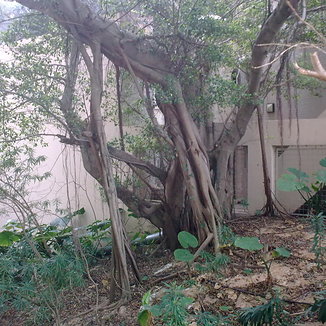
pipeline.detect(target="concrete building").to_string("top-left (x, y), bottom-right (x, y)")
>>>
top-left (234, 50), bottom-right (326, 215)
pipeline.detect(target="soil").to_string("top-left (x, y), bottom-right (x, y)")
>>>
top-left (0, 215), bottom-right (325, 326)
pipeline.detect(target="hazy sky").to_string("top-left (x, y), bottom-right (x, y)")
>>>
top-left (0, 1), bottom-right (18, 9)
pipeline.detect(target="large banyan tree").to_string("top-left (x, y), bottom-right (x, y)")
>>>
top-left (3, 0), bottom-right (309, 298)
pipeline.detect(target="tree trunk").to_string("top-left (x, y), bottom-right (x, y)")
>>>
top-left (16, 0), bottom-right (301, 253)
top-left (80, 43), bottom-right (133, 300)
top-left (257, 106), bottom-right (275, 216)
top-left (158, 81), bottom-right (222, 252)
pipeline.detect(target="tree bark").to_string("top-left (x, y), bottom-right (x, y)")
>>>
top-left (15, 0), bottom-right (300, 251)
top-left (257, 106), bottom-right (275, 216)
top-left (80, 42), bottom-right (132, 299)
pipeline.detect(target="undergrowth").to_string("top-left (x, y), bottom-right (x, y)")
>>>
top-left (0, 213), bottom-right (112, 325)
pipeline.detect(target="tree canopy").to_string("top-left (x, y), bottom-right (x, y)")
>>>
top-left (1, 0), bottom-right (324, 298)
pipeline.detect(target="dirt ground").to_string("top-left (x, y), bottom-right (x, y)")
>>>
top-left (1, 215), bottom-right (325, 326)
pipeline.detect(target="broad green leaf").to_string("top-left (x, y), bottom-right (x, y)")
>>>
top-left (178, 231), bottom-right (198, 249)
top-left (287, 167), bottom-right (309, 180)
top-left (272, 247), bottom-right (291, 258)
top-left (276, 174), bottom-right (305, 192)
top-left (316, 170), bottom-right (326, 183)
top-left (220, 305), bottom-right (232, 311)
top-left (0, 230), bottom-right (20, 247)
top-left (320, 158), bottom-right (326, 167)
top-left (234, 236), bottom-right (263, 251)
top-left (174, 248), bottom-right (194, 262)
top-left (138, 310), bottom-right (152, 326)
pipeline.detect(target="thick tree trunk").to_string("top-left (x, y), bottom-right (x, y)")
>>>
top-left (158, 81), bottom-right (222, 252)
top-left (16, 0), bottom-right (300, 254)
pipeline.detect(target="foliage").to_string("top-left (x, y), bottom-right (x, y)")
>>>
top-left (138, 290), bottom-right (153, 326)
top-left (277, 161), bottom-right (326, 265)
top-left (272, 247), bottom-right (291, 259)
top-left (142, 283), bottom-right (194, 326)
top-left (308, 291), bottom-right (326, 323)
top-left (196, 311), bottom-right (230, 326)
top-left (0, 239), bottom-right (86, 324)
top-left (310, 213), bottom-right (325, 266)
top-left (239, 296), bottom-right (293, 326)
top-left (178, 231), bottom-right (199, 249)
top-left (277, 158), bottom-right (326, 214)
top-left (234, 237), bottom-right (264, 251)
top-left (174, 231), bottom-right (199, 263)
top-left (0, 212), bottom-right (114, 324)
top-left (234, 236), bottom-right (291, 287)
top-left (196, 251), bottom-right (230, 274)
top-left (220, 224), bottom-right (236, 246)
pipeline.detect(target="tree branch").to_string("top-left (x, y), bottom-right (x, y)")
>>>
top-left (213, 0), bottom-right (301, 150)
top-left (14, 0), bottom-right (173, 86)
top-left (107, 145), bottom-right (166, 183)
top-left (294, 52), bottom-right (326, 82)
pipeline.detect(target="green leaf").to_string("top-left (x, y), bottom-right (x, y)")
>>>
top-left (316, 170), bottom-right (326, 183)
top-left (272, 247), bottom-right (291, 258)
top-left (276, 174), bottom-right (306, 192)
top-left (179, 296), bottom-right (194, 306)
top-left (0, 230), bottom-right (20, 247)
top-left (149, 304), bottom-right (162, 317)
top-left (287, 167), bottom-right (309, 180)
top-left (319, 158), bottom-right (326, 167)
top-left (174, 249), bottom-right (194, 262)
top-left (219, 305), bottom-right (232, 311)
top-left (234, 237), bottom-right (263, 251)
top-left (178, 231), bottom-right (198, 249)
top-left (310, 298), bottom-right (326, 323)
top-left (141, 291), bottom-right (151, 306)
top-left (317, 299), bottom-right (326, 323)
top-left (138, 310), bottom-right (152, 326)
top-left (243, 268), bottom-right (253, 275)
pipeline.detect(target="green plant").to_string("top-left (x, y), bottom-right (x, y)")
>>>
top-left (138, 290), bottom-right (153, 326)
top-left (277, 159), bottom-right (326, 214)
top-left (220, 224), bottom-right (236, 247)
top-left (146, 283), bottom-right (194, 326)
top-left (0, 212), bottom-right (116, 324)
top-left (234, 237), bottom-right (264, 251)
top-left (196, 311), bottom-right (224, 326)
top-left (0, 241), bottom-right (86, 324)
top-left (310, 212), bottom-right (325, 266)
top-left (234, 236), bottom-right (291, 287)
top-left (239, 296), bottom-right (293, 326)
top-left (173, 231), bottom-right (198, 263)
top-left (308, 291), bottom-right (326, 323)
top-left (277, 160), bottom-right (326, 266)
top-left (196, 251), bottom-right (230, 274)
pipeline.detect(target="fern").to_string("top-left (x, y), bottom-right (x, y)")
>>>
top-left (239, 297), bottom-right (293, 326)
top-left (149, 283), bottom-right (193, 326)
top-left (197, 251), bottom-right (230, 273)
top-left (196, 311), bottom-right (224, 326)
top-left (308, 291), bottom-right (326, 323)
